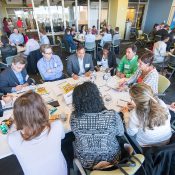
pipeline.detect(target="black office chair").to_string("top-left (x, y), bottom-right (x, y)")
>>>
top-left (26, 49), bottom-right (42, 74)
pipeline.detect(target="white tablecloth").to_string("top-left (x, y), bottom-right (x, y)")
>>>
top-left (0, 72), bottom-right (130, 159)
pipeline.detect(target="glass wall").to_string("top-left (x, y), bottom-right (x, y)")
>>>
top-left (5, 0), bottom-right (109, 44)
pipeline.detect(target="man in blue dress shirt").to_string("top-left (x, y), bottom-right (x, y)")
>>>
top-left (37, 44), bottom-right (64, 81)
top-left (9, 28), bottom-right (24, 46)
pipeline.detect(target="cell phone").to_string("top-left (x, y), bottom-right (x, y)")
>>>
top-left (48, 100), bottom-right (60, 107)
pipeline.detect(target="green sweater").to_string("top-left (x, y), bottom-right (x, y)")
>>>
top-left (117, 55), bottom-right (138, 78)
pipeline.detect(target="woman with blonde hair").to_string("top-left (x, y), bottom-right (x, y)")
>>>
top-left (8, 91), bottom-right (67, 175)
top-left (126, 83), bottom-right (172, 147)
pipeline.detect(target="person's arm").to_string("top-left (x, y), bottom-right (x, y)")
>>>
top-left (117, 56), bottom-right (125, 73)
top-left (126, 58), bottom-right (138, 78)
top-left (126, 110), bottom-right (139, 136)
top-left (23, 42), bottom-right (30, 56)
top-left (111, 52), bottom-right (117, 69)
top-left (19, 34), bottom-right (24, 44)
top-left (0, 73), bottom-right (13, 93)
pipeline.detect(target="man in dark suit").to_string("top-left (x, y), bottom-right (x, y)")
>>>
top-left (67, 45), bottom-right (94, 79)
top-left (0, 55), bottom-right (34, 94)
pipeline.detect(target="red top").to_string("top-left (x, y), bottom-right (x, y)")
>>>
top-left (16, 20), bottom-right (23, 28)
top-left (137, 75), bottom-right (143, 83)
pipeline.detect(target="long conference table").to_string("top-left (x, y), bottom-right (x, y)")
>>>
top-left (0, 71), bottom-right (130, 161)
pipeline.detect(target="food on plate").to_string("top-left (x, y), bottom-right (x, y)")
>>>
top-left (62, 83), bottom-right (75, 94)
top-left (36, 87), bottom-right (48, 95)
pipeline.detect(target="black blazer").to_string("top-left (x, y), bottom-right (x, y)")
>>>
top-left (0, 67), bottom-right (32, 93)
top-left (96, 51), bottom-right (117, 75)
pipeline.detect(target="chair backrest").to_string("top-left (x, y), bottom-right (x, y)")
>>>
top-left (6, 55), bottom-right (17, 66)
top-left (62, 36), bottom-right (71, 53)
top-left (112, 39), bottom-right (120, 46)
top-left (155, 35), bottom-right (161, 42)
top-left (158, 74), bottom-right (170, 94)
top-left (85, 42), bottom-right (96, 50)
top-left (168, 54), bottom-right (175, 65)
top-left (26, 49), bottom-right (42, 74)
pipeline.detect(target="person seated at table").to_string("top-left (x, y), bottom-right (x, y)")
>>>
top-left (96, 43), bottom-right (116, 75)
top-left (8, 91), bottom-right (67, 175)
top-left (64, 28), bottom-right (77, 51)
top-left (85, 28), bottom-right (95, 43)
top-left (153, 34), bottom-right (170, 63)
top-left (92, 25), bottom-right (98, 35)
top-left (0, 55), bottom-right (34, 94)
top-left (113, 27), bottom-right (121, 41)
top-left (37, 44), bottom-right (64, 81)
top-left (67, 44), bottom-right (94, 79)
top-left (71, 81), bottom-right (124, 169)
top-left (79, 25), bottom-right (86, 35)
top-left (0, 94), bottom-right (13, 117)
top-left (39, 28), bottom-right (50, 45)
top-left (23, 34), bottom-right (40, 56)
top-left (120, 52), bottom-right (159, 94)
top-left (0, 35), bottom-right (17, 63)
top-left (107, 25), bottom-right (114, 35)
top-left (100, 28), bottom-right (112, 47)
top-left (124, 83), bottom-right (172, 147)
top-left (116, 44), bottom-right (138, 78)
top-left (155, 24), bottom-right (169, 39)
top-left (70, 24), bottom-right (76, 37)
top-left (9, 28), bottom-right (24, 46)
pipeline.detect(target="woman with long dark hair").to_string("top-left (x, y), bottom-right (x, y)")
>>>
top-left (70, 82), bottom-right (124, 169)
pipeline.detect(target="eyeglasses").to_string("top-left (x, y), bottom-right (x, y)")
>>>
top-left (44, 52), bottom-right (52, 55)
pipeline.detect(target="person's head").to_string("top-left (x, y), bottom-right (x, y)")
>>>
top-left (115, 27), bottom-right (119, 32)
top-left (92, 25), bottom-right (96, 29)
top-left (81, 25), bottom-right (86, 31)
top-left (3, 17), bottom-right (7, 23)
top-left (126, 45), bottom-right (137, 60)
top-left (1, 35), bottom-right (9, 46)
top-left (39, 28), bottom-right (46, 36)
top-left (18, 17), bottom-right (21, 20)
top-left (8, 18), bottom-right (12, 22)
top-left (160, 22), bottom-right (165, 29)
top-left (72, 24), bottom-right (76, 30)
top-left (28, 34), bottom-right (34, 39)
top-left (65, 28), bottom-right (71, 35)
top-left (164, 24), bottom-right (169, 31)
top-left (72, 82), bottom-right (106, 115)
top-left (76, 44), bottom-right (85, 59)
top-left (87, 28), bottom-right (92, 34)
top-left (40, 44), bottom-right (53, 60)
top-left (162, 34), bottom-right (169, 43)
top-left (138, 52), bottom-right (154, 72)
top-left (13, 91), bottom-right (50, 141)
top-left (153, 23), bottom-right (159, 29)
top-left (11, 55), bottom-right (27, 73)
top-left (129, 83), bottom-right (169, 130)
top-left (102, 28), bottom-right (107, 34)
top-left (13, 28), bottom-right (19, 34)
top-left (102, 43), bottom-right (110, 56)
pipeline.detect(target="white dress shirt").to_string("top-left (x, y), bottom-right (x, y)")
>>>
top-left (78, 58), bottom-right (85, 75)
top-left (153, 41), bottom-right (167, 63)
top-left (101, 57), bottom-right (109, 69)
top-left (85, 34), bottom-right (95, 43)
top-left (24, 39), bottom-right (40, 56)
top-left (100, 33), bottom-right (112, 46)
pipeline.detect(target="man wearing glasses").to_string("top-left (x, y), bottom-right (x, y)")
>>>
top-left (37, 44), bottom-right (64, 81)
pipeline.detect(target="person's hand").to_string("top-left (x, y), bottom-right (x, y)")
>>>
top-left (127, 101), bottom-right (136, 111)
top-left (85, 71), bottom-right (91, 77)
top-left (15, 85), bottom-right (23, 91)
top-left (2, 95), bottom-right (13, 104)
top-left (116, 72), bottom-right (125, 78)
top-left (72, 74), bottom-right (79, 80)
top-left (22, 83), bottom-right (29, 87)
top-left (170, 102), bottom-right (175, 109)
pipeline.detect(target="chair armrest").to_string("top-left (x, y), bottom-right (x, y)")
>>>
top-left (73, 158), bottom-right (87, 175)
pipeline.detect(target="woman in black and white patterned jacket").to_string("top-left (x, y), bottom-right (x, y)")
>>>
top-left (70, 82), bottom-right (124, 169)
